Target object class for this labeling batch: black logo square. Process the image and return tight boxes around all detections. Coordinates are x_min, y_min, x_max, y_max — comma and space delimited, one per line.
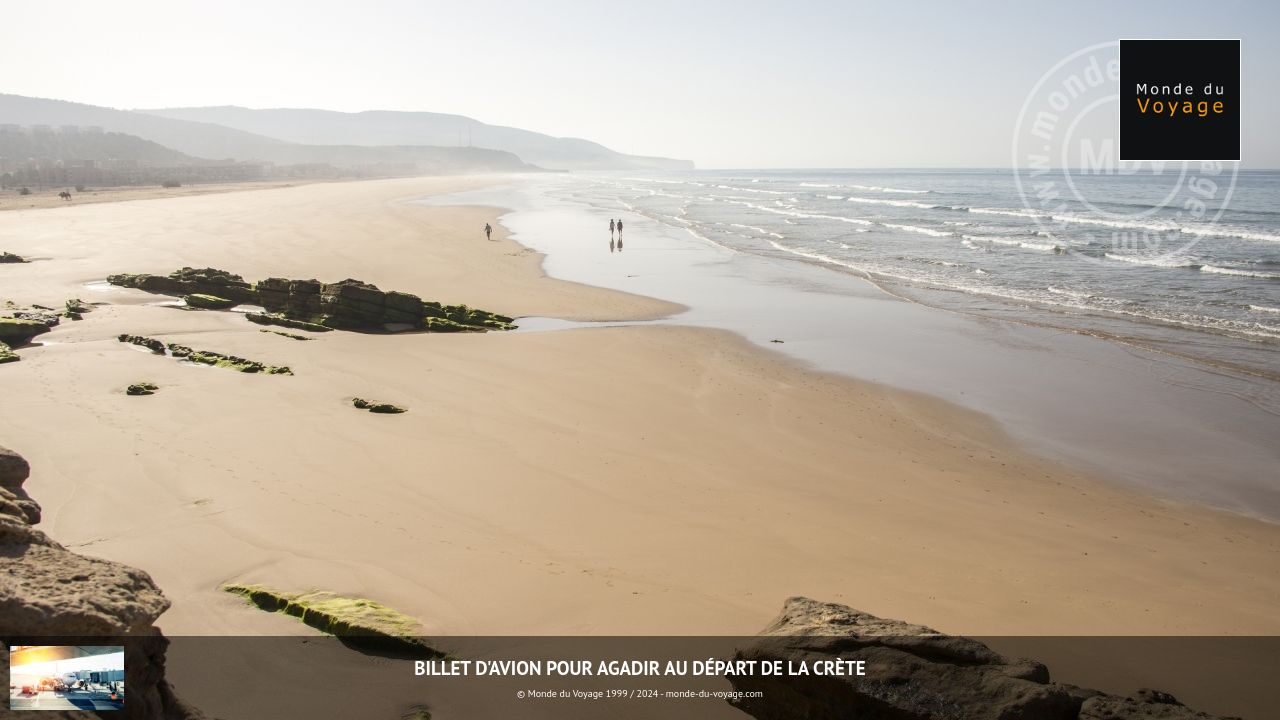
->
1120, 39, 1240, 161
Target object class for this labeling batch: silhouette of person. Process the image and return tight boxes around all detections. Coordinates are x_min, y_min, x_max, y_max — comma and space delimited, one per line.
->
484, 222, 492, 240
609, 218, 615, 237
616, 218, 624, 237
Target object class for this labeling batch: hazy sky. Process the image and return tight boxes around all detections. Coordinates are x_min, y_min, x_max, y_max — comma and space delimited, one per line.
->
3, 0, 1277, 167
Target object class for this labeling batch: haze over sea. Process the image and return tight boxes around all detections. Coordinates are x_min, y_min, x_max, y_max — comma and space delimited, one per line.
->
568, 169, 1280, 385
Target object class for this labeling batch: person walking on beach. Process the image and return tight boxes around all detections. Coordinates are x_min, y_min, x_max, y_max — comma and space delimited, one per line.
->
609, 218, 616, 238
484, 222, 492, 240
616, 218, 624, 238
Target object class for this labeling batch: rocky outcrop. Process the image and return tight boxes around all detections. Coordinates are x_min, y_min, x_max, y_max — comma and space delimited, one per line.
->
0, 316, 51, 346
0, 340, 17, 364
127, 382, 159, 396
119, 333, 167, 354
107, 266, 515, 333
728, 597, 1239, 720
107, 266, 258, 305
353, 397, 408, 414
1, 250, 28, 263
257, 276, 514, 332
167, 343, 292, 374
0, 444, 207, 719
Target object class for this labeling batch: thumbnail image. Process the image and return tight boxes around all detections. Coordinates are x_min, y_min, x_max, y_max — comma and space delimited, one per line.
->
8, 646, 124, 712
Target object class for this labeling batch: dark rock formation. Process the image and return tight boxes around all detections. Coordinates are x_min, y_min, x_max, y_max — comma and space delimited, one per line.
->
183, 293, 238, 310
245, 311, 333, 333
0, 444, 208, 719
107, 266, 515, 333
0, 316, 51, 346
353, 397, 408, 414
107, 266, 259, 305
728, 598, 1239, 720
12, 310, 60, 327
257, 276, 514, 332
127, 382, 160, 396
1079, 691, 1235, 720
119, 333, 167, 354
167, 343, 292, 375
0, 444, 38, 524
0, 340, 17, 364
0, 443, 31, 488
1, 250, 27, 263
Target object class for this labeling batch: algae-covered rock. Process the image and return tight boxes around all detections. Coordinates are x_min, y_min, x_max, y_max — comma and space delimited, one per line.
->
113, 266, 515, 333
0, 251, 27, 263
222, 583, 441, 657
0, 317, 51, 346
127, 382, 159, 396
0, 341, 17, 364
353, 397, 408, 414
63, 297, 92, 320
183, 293, 238, 310
11, 311, 59, 327
245, 312, 333, 333
108, 266, 258, 304
259, 329, 313, 341
166, 343, 292, 375
118, 333, 167, 354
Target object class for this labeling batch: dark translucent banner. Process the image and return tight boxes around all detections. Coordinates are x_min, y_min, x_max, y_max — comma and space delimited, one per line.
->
3, 636, 1276, 719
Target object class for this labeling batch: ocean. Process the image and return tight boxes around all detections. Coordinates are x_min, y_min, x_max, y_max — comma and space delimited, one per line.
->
555, 169, 1280, 383
424, 170, 1280, 519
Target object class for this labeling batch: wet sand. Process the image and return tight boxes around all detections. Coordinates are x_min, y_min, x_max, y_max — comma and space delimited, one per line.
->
0, 174, 1277, 645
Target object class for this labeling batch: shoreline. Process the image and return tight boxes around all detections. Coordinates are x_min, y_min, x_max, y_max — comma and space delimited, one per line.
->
1, 174, 1278, 639
435, 175, 1280, 524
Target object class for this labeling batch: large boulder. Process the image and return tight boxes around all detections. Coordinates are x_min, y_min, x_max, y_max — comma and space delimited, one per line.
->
728, 598, 1237, 720
0, 443, 31, 489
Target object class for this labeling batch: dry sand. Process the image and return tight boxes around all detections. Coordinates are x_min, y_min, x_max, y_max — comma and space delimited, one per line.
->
0, 174, 1278, 641
0, 180, 311, 213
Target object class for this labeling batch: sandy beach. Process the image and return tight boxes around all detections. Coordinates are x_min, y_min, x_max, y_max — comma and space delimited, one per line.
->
1, 174, 1278, 644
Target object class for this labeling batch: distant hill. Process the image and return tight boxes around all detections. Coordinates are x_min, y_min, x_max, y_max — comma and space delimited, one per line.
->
0, 94, 536, 173
137, 106, 693, 171
0, 128, 202, 165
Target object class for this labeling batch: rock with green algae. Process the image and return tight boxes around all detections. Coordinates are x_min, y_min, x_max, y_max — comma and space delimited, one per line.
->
221, 583, 442, 657
166, 343, 292, 375
118, 333, 167, 354
353, 397, 407, 414
245, 312, 333, 333
0, 317, 50, 346
0, 341, 18, 364
62, 297, 91, 320
183, 293, 238, 310
126, 382, 159, 396
0, 251, 26, 263
259, 329, 312, 341
108, 266, 259, 304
